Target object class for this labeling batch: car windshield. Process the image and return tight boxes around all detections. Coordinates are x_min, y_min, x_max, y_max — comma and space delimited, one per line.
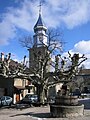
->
1, 96, 5, 100
25, 94, 38, 99
25, 95, 30, 98
32, 95, 37, 98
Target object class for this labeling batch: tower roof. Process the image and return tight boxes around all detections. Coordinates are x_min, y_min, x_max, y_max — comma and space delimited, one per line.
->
34, 13, 47, 31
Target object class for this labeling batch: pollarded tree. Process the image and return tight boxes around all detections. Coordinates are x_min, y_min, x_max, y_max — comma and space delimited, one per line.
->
19, 28, 87, 104
19, 28, 64, 103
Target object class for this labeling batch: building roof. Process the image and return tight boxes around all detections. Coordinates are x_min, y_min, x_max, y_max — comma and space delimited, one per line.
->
79, 69, 90, 75
34, 13, 47, 31
14, 86, 25, 90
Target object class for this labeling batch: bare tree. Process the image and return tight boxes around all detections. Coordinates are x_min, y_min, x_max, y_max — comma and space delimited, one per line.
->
18, 29, 87, 104
19, 28, 64, 50
19, 35, 33, 49
18, 29, 64, 103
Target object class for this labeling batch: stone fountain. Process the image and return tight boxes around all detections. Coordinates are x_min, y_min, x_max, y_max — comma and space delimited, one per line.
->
50, 84, 84, 117
50, 52, 87, 117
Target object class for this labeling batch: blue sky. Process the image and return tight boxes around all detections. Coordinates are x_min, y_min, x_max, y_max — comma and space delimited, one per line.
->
0, 0, 90, 68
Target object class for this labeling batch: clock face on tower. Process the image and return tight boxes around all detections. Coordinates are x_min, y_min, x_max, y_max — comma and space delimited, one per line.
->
39, 35, 43, 42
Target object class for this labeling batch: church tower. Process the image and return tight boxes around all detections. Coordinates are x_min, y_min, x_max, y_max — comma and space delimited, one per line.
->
29, 7, 49, 72
33, 13, 48, 47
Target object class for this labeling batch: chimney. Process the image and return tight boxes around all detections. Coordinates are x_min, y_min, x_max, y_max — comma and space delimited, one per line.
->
1, 52, 4, 61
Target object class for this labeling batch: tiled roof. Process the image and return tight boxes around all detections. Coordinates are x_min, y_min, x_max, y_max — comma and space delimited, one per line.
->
0, 58, 22, 71
79, 69, 90, 75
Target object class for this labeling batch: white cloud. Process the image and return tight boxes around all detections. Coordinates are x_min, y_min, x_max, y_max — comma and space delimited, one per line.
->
0, 0, 39, 45
0, 20, 16, 45
61, 0, 90, 29
73, 40, 90, 54
73, 40, 90, 69
0, 0, 90, 45
62, 40, 90, 69
44, 0, 90, 28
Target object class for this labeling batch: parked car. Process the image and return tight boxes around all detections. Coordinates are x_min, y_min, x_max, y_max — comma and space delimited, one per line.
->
0, 96, 13, 107
21, 94, 39, 106
71, 88, 81, 98
81, 93, 90, 98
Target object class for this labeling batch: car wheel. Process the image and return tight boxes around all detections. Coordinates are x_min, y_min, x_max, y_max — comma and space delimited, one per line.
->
0, 105, 2, 107
9, 102, 12, 106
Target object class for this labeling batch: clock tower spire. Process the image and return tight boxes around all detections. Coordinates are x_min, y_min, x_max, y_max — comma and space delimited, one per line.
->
33, 2, 48, 47
29, 2, 49, 71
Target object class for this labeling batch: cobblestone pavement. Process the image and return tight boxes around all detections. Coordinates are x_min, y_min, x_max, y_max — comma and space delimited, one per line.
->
0, 105, 90, 120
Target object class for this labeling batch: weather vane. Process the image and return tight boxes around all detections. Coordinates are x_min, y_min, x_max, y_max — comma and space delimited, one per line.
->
38, 0, 42, 14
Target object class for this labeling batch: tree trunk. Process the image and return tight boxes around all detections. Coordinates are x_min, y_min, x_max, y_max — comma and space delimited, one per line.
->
37, 84, 47, 105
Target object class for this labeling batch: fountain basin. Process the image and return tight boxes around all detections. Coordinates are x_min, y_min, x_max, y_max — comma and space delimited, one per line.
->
55, 95, 78, 105
50, 104, 84, 117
